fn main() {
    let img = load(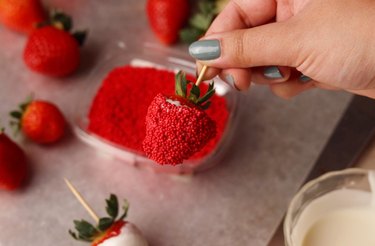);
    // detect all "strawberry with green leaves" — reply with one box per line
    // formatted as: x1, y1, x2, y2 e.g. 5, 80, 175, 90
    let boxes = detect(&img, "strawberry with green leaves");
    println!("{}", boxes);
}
0, 0, 47, 34
23, 11, 87, 77
143, 71, 216, 165
70, 194, 148, 246
0, 129, 28, 190
10, 98, 66, 144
